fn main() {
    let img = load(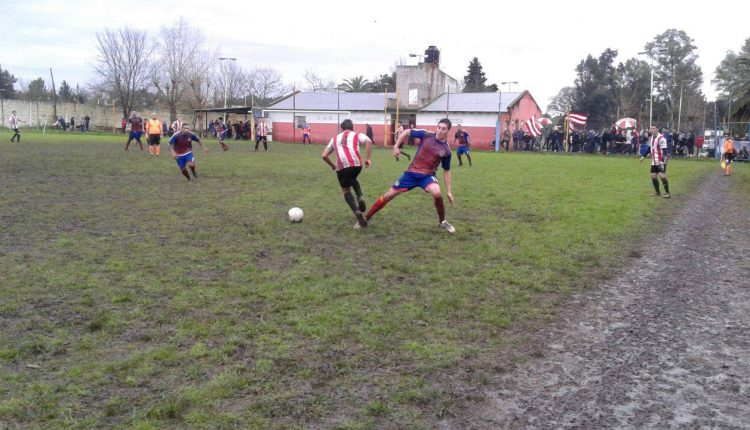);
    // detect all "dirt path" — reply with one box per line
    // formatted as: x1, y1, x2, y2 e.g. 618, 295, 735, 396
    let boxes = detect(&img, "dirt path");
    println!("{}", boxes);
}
447, 173, 750, 429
